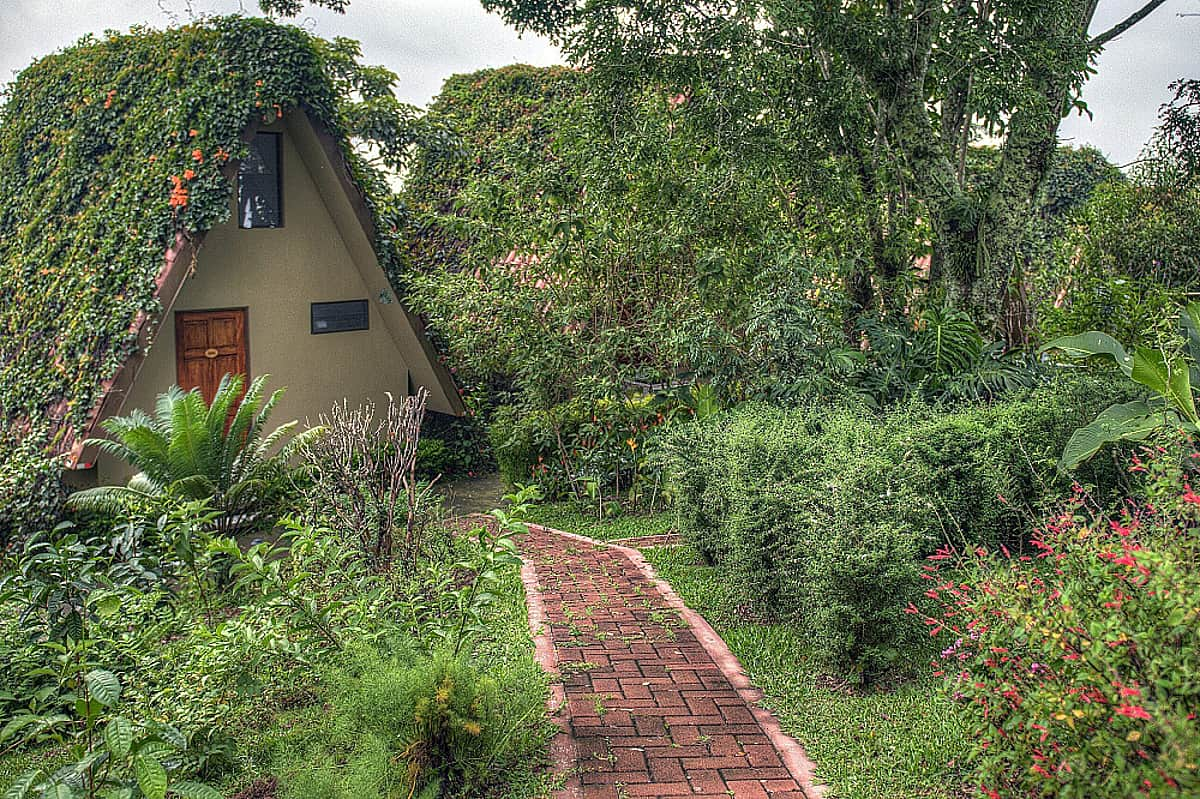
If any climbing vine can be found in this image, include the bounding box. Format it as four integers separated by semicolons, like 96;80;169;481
0;16;419;540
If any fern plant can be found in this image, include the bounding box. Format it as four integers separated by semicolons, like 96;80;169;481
67;374;321;534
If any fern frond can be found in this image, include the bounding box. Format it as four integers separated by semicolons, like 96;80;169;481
65;484;157;515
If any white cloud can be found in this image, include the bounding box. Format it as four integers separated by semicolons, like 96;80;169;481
0;0;562;110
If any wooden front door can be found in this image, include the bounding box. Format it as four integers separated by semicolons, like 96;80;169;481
175;309;248;403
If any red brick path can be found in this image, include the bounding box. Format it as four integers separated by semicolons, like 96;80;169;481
520;524;821;799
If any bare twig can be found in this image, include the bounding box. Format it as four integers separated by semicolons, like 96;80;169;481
301;388;431;571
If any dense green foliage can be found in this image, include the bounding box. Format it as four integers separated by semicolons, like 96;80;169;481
921;443;1200;797
663;375;1130;680
0;383;550;798
402;65;844;411
479;0;1170;336
1035;175;1199;349
0;16;421;541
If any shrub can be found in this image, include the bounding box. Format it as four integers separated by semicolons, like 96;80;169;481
918;442;1200;797
488;392;691;509
416;411;493;481
805;523;924;681
663;373;1131;681
300;389;435;570
274;645;549;799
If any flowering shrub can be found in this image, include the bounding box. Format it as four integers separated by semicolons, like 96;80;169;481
917;443;1200;797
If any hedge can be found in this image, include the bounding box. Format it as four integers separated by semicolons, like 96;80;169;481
662;373;1131;681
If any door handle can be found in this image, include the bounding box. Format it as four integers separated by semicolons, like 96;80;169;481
204;348;219;359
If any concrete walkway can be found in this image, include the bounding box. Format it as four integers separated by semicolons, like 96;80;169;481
520;524;823;799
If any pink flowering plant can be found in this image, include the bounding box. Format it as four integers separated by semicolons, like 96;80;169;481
914;441;1200;797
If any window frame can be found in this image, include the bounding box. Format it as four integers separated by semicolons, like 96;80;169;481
237;131;284;229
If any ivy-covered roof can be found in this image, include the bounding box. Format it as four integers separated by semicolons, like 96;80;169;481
0;16;405;533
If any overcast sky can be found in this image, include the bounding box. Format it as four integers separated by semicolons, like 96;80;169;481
0;0;1197;166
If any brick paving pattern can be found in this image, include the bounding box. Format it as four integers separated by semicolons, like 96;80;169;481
520;525;814;799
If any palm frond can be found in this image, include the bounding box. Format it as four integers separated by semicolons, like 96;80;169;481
167;389;218;481
81;437;139;470
255;420;300;459
154;386;187;437
205;373;244;442
65;484;158;516
224;375;268;475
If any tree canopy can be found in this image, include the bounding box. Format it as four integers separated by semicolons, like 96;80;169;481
472;0;1170;340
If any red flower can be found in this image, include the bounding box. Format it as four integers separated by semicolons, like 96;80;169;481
1116;705;1152;721
1183;483;1200;505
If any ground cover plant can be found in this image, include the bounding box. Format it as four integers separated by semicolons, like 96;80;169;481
522;502;675;542
0;378;553;799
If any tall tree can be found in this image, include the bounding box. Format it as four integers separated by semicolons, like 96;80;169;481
472;0;1171;340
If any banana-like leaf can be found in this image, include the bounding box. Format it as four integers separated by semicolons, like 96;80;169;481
1182;302;1200;366
1131;348;1199;425
1060;401;1173;470
1039;331;1133;376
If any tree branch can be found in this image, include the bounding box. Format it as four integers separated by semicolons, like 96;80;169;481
1090;0;1170;48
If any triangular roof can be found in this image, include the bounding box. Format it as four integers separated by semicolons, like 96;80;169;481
0;16;460;471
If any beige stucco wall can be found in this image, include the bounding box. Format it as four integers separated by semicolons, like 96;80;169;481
93;114;455;485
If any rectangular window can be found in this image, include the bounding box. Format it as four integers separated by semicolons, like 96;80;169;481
238;132;282;228
311;300;369;334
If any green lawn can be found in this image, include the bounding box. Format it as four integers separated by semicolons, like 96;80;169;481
523;502;675;542
524;501;968;799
